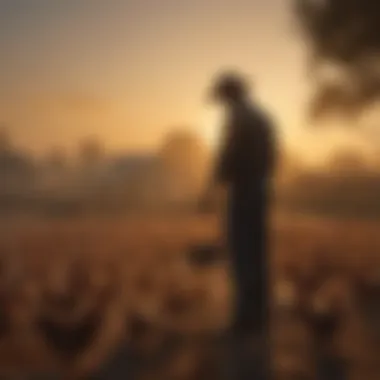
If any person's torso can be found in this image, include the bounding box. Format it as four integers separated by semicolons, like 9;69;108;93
225;102;276;186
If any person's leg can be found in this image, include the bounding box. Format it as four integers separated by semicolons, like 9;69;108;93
226;189;272;379
226;249;271;379
229;191;268;334
227;194;250;334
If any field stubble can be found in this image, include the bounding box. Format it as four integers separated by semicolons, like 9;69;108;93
0;214;378;379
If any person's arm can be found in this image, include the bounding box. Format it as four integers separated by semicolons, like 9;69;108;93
247;110;277;181
198;119;240;213
213;119;240;185
259;115;277;180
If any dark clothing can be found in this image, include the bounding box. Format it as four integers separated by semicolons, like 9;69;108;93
215;100;276;334
215;102;276;186
227;181;270;333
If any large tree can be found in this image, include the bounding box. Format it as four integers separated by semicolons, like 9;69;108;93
294;0;380;119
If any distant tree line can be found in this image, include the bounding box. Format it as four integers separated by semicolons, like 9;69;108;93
276;147;380;218
0;126;210;217
2;124;380;218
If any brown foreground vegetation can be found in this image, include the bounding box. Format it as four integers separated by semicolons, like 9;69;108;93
0;214;378;379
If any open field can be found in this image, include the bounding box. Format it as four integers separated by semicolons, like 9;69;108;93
0;214;378;379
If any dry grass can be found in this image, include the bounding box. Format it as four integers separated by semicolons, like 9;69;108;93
0;214;378;379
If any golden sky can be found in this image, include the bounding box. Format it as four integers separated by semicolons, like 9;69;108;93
0;0;310;155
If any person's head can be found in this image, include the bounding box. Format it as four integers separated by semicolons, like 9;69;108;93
209;70;251;106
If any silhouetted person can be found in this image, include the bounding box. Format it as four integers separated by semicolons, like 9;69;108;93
200;71;277;338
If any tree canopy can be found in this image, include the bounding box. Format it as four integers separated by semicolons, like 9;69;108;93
294;0;380;119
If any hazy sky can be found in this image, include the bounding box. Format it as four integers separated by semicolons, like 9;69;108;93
0;0;310;155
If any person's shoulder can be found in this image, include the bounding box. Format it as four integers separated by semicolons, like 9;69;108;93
249;104;274;128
